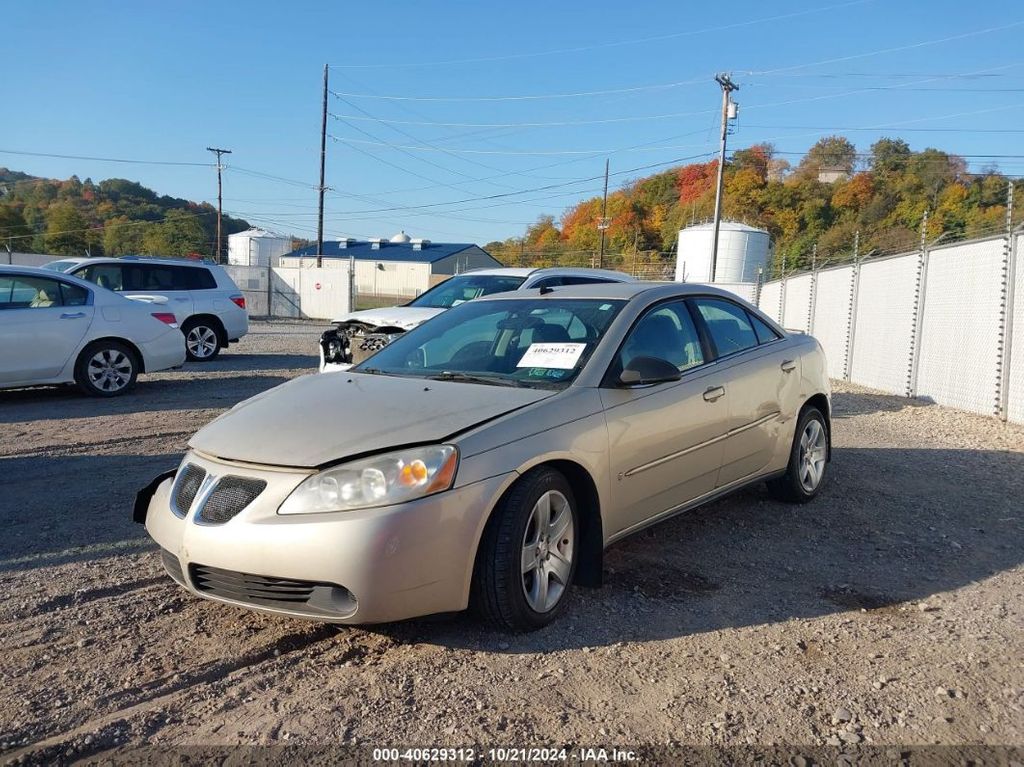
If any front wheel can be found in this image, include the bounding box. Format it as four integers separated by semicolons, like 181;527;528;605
768;406;829;503
74;340;138;397
183;320;222;361
472;467;578;632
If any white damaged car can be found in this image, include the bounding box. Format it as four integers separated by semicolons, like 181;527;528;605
319;267;634;372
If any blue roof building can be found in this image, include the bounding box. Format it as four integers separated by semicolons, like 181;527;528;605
279;232;502;300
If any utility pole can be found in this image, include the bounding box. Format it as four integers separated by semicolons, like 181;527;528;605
206;147;231;263
710;73;739;283
317;64;329;268
598;158;610;270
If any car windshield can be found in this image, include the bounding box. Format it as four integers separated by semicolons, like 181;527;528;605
41;260;79;272
354;297;625;388
406;274;527;309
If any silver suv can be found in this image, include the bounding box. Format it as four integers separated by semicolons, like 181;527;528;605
45;257;249;361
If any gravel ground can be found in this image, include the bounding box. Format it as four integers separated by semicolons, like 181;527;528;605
1;319;1022;762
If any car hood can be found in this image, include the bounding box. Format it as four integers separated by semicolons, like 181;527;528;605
331;306;444;329
189;372;555;468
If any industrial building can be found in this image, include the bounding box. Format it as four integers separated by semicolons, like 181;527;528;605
227;228;293;267
675;221;771;284
279;232;500;300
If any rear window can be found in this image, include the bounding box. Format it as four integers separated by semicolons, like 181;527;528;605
75;263;216;291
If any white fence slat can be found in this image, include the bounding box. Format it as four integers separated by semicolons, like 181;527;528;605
849;254;918;394
811;266;854;380
783;274;813;333
1006;234;1024;424
916;239;1004;414
758;281;783;323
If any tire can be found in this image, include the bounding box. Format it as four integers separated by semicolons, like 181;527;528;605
183;319;222;361
768;406;829;503
473;467;579;632
74;340;138;397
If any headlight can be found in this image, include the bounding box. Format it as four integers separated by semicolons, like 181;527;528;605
278;445;458;515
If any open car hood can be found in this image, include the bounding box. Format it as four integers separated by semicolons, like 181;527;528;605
330;306;444;329
189;371;554;468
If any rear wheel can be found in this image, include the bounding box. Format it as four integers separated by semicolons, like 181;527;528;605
74;340;138;397
473;467;578;632
768;406;829;503
183;319;222;361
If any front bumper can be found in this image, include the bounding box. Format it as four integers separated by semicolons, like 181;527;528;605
141;452;512;624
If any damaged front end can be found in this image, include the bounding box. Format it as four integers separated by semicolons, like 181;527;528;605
320;321;408;369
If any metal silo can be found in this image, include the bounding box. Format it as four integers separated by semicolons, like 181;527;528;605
676;221;770;284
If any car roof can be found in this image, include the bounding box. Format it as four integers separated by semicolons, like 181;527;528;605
457;266;634;281
54;256;219;268
0;263;106;287
479;280;758;303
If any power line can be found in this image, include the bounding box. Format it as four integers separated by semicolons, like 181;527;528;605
327;78;710;103
0;148;212;167
327;0;873;69
742;20;1024;77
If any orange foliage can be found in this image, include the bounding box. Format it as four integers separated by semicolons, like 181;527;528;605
677;160;718;205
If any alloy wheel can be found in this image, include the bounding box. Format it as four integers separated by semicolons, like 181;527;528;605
87;349;133;393
520;490;574;613
798;419;827;492
186;326;218;359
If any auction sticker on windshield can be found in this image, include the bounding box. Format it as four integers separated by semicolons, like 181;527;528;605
517;342;586;369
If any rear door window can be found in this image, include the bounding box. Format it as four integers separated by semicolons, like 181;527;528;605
691;298;759;357
0;275;65;309
59;282;89;306
185;267;217;290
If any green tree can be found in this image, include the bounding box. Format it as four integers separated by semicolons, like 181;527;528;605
0;206;33;252
103;215;145;255
141;209;208;256
44;203;88;255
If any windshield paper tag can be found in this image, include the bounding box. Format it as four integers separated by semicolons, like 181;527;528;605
517;342;587;370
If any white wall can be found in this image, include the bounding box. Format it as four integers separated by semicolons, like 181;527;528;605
224;265;350;320
782;273;813;333
811;265;854;380
758;281;784;324
756;231;1024;424
916;238;1005;413
1003;233;1024;423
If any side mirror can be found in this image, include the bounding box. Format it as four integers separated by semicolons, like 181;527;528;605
619;356;681;386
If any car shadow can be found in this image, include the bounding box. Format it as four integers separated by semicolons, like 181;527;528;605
0;374;293;423
0;453;180;572
197;352;318;373
370;446;1024;651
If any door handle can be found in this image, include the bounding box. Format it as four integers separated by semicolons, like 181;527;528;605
60;312;86;319
781;359;796;373
703;385;726;402
173;297;189;302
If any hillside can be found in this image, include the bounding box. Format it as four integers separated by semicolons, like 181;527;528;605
485;137;1022;275
0;169;250;258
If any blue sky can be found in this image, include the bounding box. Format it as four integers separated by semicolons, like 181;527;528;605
3;0;1023;245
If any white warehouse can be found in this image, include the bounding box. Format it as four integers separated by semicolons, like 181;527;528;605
227;228;293;267
675;221;771;284
279;233;501;301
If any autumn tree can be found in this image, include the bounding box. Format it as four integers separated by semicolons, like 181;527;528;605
44;203;88;255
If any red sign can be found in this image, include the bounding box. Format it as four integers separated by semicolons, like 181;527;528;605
315;282;322;290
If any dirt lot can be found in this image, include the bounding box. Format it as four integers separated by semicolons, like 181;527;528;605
1;319;1022;761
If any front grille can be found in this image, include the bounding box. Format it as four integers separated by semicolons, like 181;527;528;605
172;464;206;517
198;476;266;524
160;548;185;585
188;564;357;616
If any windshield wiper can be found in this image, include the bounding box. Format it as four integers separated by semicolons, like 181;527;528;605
426;371;527;387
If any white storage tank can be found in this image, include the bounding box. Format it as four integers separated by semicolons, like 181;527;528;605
227;228;292;267
675;221;770;283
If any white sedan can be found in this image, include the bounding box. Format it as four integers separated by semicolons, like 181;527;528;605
0;265;186;396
